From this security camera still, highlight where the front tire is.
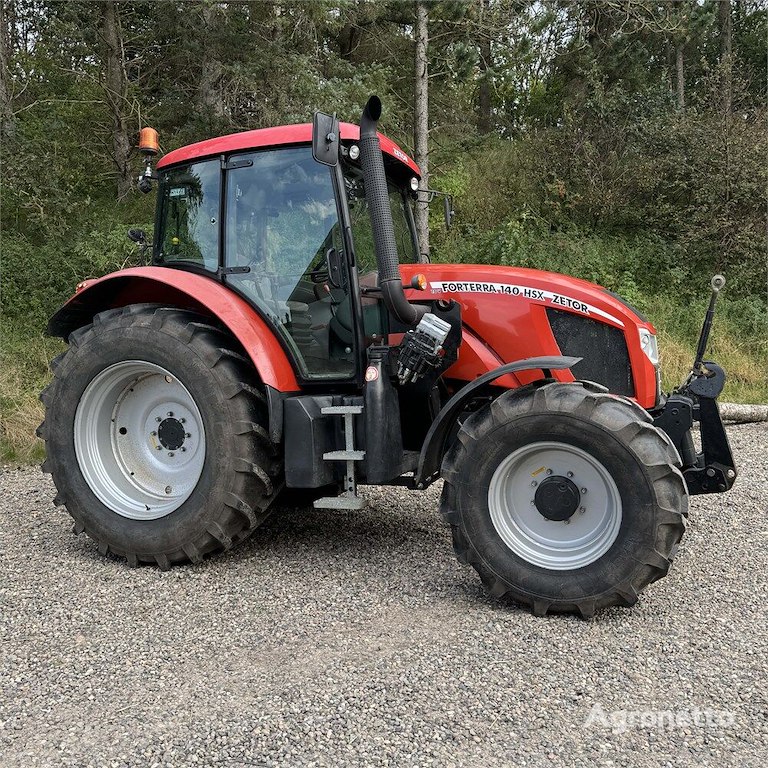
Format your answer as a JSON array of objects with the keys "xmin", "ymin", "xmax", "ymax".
[
  {"xmin": 38, "ymin": 305, "xmax": 282, "ymax": 568},
  {"xmin": 439, "ymin": 381, "xmax": 688, "ymax": 617}
]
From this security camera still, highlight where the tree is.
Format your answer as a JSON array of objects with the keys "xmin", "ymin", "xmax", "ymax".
[
  {"xmin": 414, "ymin": 0, "xmax": 429, "ymax": 259},
  {"xmin": 197, "ymin": 2, "xmax": 226, "ymax": 124},
  {"xmin": 673, "ymin": 0, "xmax": 689, "ymax": 111},
  {"xmin": 100, "ymin": 0, "xmax": 131, "ymax": 200},
  {"xmin": 476, "ymin": 0, "xmax": 492, "ymax": 133},
  {"xmin": 0, "ymin": 0, "xmax": 14, "ymax": 139},
  {"xmin": 718, "ymin": 0, "xmax": 733, "ymax": 113}
]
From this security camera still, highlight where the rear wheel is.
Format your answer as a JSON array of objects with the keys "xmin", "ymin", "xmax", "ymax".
[
  {"xmin": 38, "ymin": 305, "xmax": 282, "ymax": 568},
  {"xmin": 440, "ymin": 381, "xmax": 688, "ymax": 617}
]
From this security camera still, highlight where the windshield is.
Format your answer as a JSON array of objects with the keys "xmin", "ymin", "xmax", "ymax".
[{"xmin": 342, "ymin": 164, "xmax": 419, "ymax": 273}]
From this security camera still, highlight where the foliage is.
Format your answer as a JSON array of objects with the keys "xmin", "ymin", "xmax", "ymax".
[{"xmin": 0, "ymin": 0, "xmax": 766, "ymax": 462}]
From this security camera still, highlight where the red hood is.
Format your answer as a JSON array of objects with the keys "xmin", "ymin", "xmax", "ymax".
[{"xmin": 399, "ymin": 263, "xmax": 658, "ymax": 408}]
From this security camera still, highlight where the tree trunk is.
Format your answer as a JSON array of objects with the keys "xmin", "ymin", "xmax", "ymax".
[
  {"xmin": 0, "ymin": 0, "xmax": 15, "ymax": 139},
  {"xmin": 675, "ymin": 42, "xmax": 685, "ymax": 111},
  {"xmin": 414, "ymin": 0, "xmax": 429, "ymax": 260},
  {"xmin": 719, "ymin": 0, "xmax": 733, "ymax": 113},
  {"xmin": 101, "ymin": 0, "xmax": 131, "ymax": 201},
  {"xmin": 672, "ymin": 0, "xmax": 686, "ymax": 112},
  {"xmin": 477, "ymin": 0, "xmax": 492, "ymax": 133},
  {"xmin": 198, "ymin": 3, "xmax": 225, "ymax": 123}
]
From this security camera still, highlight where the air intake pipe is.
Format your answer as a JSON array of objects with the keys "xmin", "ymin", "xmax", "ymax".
[{"xmin": 359, "ymin": 96, "xmax": 426, "ymax": 327}]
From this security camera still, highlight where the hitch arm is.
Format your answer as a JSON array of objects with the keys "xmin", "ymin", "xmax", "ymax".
[{"xmin": 690, "ymin": 274, "xmax": 725, "ymax": 378}]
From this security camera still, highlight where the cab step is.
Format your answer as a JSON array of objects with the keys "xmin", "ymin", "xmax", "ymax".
[{"xmin": 313, "ymin": 404, "xmax": 366, "ymax": 510}]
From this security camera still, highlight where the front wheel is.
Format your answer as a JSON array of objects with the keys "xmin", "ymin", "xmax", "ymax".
[
  {"xmin": 439, "ymin": 381, "xmax": 688, "ymax": 617},
  {"xmin": 39, "ymin": 305, "xmax": 282, "ymax": 568}
]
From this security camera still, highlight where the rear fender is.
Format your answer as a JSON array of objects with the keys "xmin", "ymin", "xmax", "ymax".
[{"xmin": 47, "ymin": 266, "xmax": 300, "ymax": 392}]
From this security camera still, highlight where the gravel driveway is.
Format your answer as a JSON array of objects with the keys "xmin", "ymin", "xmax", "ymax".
[{"xmin": 1, "ymin": 422, "xmax": 766, "ymax": 767}]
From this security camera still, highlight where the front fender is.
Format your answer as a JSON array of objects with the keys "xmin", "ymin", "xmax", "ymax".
[
  {"xmin": 47, "ymin": 266, "xmax": 300, "ymax": 392},
  {"xmin": 414, "ymin": 355, "xmax": 581, "ymax": 488}
]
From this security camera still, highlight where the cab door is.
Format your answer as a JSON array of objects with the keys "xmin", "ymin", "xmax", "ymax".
[{"xmin": 223, "ymin": 146, "xmax": 360, "ymax": 382}]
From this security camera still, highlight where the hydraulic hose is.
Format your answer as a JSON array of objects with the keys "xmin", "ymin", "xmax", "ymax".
[{"xmin": 358, "ymin": 96, "xmax": 425, "ymax": 327}]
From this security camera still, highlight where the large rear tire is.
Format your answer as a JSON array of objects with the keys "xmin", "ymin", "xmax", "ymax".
[
  {"xmin": 38, "ymin": 305, "xmax": 282, "ymax": 568},
  {"xmin": 439, "ymin": 381, "xmax": 688, "ymax": 617}
]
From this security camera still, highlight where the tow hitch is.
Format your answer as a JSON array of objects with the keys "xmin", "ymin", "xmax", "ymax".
[{"xmin": 653, "ymin": 275, "xmax": 738, "ymax": 495}]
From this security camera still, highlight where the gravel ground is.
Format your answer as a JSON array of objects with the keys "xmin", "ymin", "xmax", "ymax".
[{"xmin": 1, "ymin": 422, "xmax": 766, "ymax": 768}]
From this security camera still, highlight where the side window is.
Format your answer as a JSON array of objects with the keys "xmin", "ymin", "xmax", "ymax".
[
  {"xmin": 224, "ymin": 147, "xmax": 355, "ymax": 380},
  {"xmin": 157, "ymin": 160, "xmax": 220, "ymax": 271},
  {"xmin": 344, "ymin": 169, "xmax": 419, "ymax": 276}
]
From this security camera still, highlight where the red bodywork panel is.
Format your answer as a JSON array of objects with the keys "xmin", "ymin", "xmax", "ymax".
[
  {"xmin": 50, "ymin": 267, "xmax": 299, "ymax": 392},
  {"xmin": 52, "ymin": 263, "xmax": 658, "ymax": 407},
  {"xmin": 157, "ymin": 122, "xmax": 421, "ymax": 177},
  {"xmin": 399, "ymin": 263, "xmax": 659, "ymax": 409}
]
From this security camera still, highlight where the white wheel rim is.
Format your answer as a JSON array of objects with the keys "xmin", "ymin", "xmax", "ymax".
[
  {"xmin": 74, "ymin": 361, "xmax": 206, "ymax": 520},
  {"xmin": 488, "ymin": 441, "xmax": 622, "ymax": 570}
]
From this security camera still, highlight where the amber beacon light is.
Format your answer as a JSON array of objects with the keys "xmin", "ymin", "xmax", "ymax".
[
  {"xmin": 137, "ymin": 127, "xmax": 159, "ymax": 193},
  {"xmin": 139, "ymin": 127, "xmax": 159, "ymax": 156}
]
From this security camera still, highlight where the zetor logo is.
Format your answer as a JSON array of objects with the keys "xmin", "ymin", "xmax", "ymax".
[{"xmin": 429, "ymin": 281, "xmax": 623, "ymax": 326}]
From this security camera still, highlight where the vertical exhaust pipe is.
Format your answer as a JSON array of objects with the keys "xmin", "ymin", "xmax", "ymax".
[{"xmin": 359, "ymin": 96, "xmax": 426, "ymax": 327}]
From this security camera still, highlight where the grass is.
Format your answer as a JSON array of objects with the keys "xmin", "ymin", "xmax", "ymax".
[
  {"xmin": 2, "ymin": 292, "xmax": 765, "ymax": 464},
  {"xmin": 643, "ymin": 294, "xmax": 768, "ymax": 404},
  {"xmin": 0, "ymin": 325, "xmax": 64, "ymax": 464}
]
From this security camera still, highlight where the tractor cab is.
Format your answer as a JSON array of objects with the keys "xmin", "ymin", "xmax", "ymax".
[{"xmin": 152, "ymin": 120, "xmax": 423, "ymax": 384}]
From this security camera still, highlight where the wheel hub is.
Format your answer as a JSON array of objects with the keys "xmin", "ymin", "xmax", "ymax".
[
  {"xmin": 487, "ymin": 441, "xmax": 622, "ymax": 570},
  {"xmin": 157, "ymin": 417, "xmax": 186, "ymax": 451},
  {"xmin": 534, "ymin": 475, "xmax": 581, "ymax": 521}
]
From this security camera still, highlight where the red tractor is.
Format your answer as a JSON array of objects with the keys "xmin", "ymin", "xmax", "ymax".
[{"xmin": 39, "ymin": 97, "xmax": 736, "ymax": 617}]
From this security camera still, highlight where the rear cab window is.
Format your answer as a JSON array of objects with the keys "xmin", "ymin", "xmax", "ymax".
[{"xmin": 156, "ymin": 159, "xmax": 220, "ymax": 271}]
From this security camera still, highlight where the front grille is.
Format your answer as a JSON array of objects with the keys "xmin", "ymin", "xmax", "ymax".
[{"xmin": 546, "ymin": 308, "xmax": 634, "ymax": 396}]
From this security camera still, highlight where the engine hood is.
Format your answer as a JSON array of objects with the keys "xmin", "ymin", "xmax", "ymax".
[{"xmin": 399, "ymin": 263, "xmax": 658, "ymax": 408}]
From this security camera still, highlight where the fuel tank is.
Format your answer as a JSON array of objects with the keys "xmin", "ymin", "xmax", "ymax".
[{"xmin": 399, "ymin": 263, "xmax": 660, "ymax": 410}]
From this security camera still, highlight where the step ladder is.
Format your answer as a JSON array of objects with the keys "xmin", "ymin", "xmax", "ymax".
[{"xmin": 313, "ymin": 405, "xmax": 366, "ymax": 510}]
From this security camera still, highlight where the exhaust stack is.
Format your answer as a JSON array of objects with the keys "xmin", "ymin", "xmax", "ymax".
[{"xmin": 358, "ymin": 96, "xmax": 426, "ymax": 327}]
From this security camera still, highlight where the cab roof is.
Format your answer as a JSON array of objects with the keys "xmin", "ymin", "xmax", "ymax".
[{"xmin": 156, "ymin": 121, "xmax": 421, "ymax": 177}]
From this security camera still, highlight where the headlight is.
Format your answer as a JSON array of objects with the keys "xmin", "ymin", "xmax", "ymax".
[
  {"xmin": 348, "ymin": 144, "xmax": 360, "ymax": 160},
  {"xmin": 410, "ymin": 176, "xmax": 419, "ymax": 192},
  {"xmin": 639, "ymin": 328, "xmax": 659, "ymax": 366}
]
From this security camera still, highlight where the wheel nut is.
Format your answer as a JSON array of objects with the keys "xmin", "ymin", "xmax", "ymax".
[
  {"xmin": 567, "ymin": 471, "xmax": 574, "ymax": 478},
  {"xmin": 546, "ymin": 468, "xmax": 552, "ymax": 475},
  {"xmin": 563, "ymin": 519, "xmax": 570, "ymax": 524},
  {"xmin": 155, "ymin": 416, "xmax": 161, "ymax": 422},
  {"xmin": 155, "ymin": 445, "xmax": 162, "ymax": 451},
  {"xmin": 727, "ymin": 469, "xmax": 735, "ymax": 479},
  {"xmin": 167, "ymin": 411, "xmax": 174, "ymax": 417},
  {"xmin": 164, "ymin": 486, "xmax": 172, "ymax": 494},
  {"xmin": 180, "ymin": 447, "xmax": 186, "ymax": 452},
  {"xmin": 185, "ymin": 432, "xmax": 191, "ymax": 438},
  {"xmin": 168, "ymin": 452, "xmax": 175, "ymax": 457},
  {"xmin": 151, "ymin": 431, "xmax": 157, "ymax": 437},
  {"xmin": 581, "ymin": 488, "xmax": 587, "ymax": 494},
  {"xmin": 530, "ymin": 480, "xmax": 537, "ymax": 487},
  {"xmin": 530, "ymin": 500, "xmax": 535, "ymax": 505},
  {"xmin": 579, "ymin": 506, "xmax": 586, "ymax": 513},
  {"xmin": 180, "ymin": 418, "xmax": 185, "ymax": 424}
]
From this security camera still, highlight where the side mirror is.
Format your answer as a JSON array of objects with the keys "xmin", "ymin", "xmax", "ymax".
[
  {"xmin": 326, "ymin": 247, "xmax": 343, "ymax": 288},
  {"xmin": 443, "ymin": 196, "xmax": 455, "ymax": 230},
  {"xmin": 127, "ymin": 228, "xmax": 147, "ymax": 244},
  {"xmin": 312, "ymin": 111, "xmax": 340, "ymax": 167}
]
